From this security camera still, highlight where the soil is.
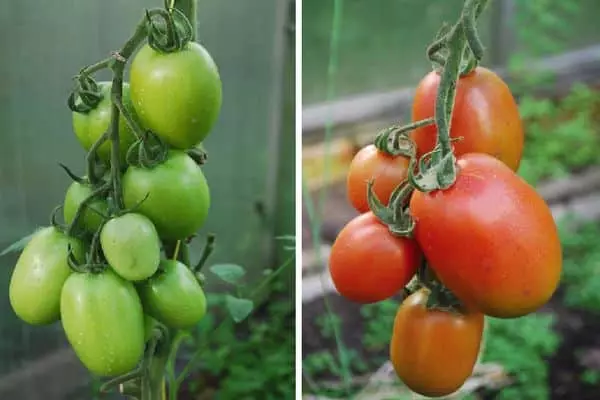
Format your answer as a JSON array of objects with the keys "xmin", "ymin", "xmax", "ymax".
[{"xmin": 302, "ymin": 289, "xmax": 600, "ymax": 400}]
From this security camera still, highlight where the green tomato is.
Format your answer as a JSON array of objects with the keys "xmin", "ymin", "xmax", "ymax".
[
  {"xmin": 122, "ymin": 150, "xmax": 210, "ymax": 240},
  {"xmin": 100, "ymin": 213, "xmax": 161, "ymax": 281},
  {"xmin": 9, "ymin": 227, "xmax": 84, "ymax": 325},
  {"xmin": 72, "ymin": 82, "xmax": 137, "ymax": 163},
  {"xmin": 138, "ymin": 260, "xmax": 207, "ymax": 329},
  {"xmin": 60, "ymin": 269, "xmax": 145, "ymax": 376},
  {"xmin": 63, "ymin": 181, "xmax": 109, "ymax": 233},
  {"xmin": 129, "ymin": 42, "xmax": 222, "ymax": 149}
]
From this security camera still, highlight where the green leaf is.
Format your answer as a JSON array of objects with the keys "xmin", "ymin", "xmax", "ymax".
[
  {"xmin": 209, "ymin": 264, "xmax": 246, "ymax": 285},
  {"xmin": 225, "ymin": 295, "xmax": 254, "ymax": 323},
  {"xmin": 1, "ymin": 229, "xmax": 40, "ymax": 257}
]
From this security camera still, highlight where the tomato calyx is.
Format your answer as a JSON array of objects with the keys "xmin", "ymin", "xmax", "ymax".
[
  {"xmin": 145, "ymin": 7, "xmax": 194, "ymax": 53},
  {"xmin": 367, "ymin": 179, "xmax": 415, "ymax": 238},
  {"xmin": 373, "ymin": 119, "xmax": 433, "ymax": 157},
  {"xmin": 68, "ymin": 74, "xmax": 104, "ymax": 114},
  {"xmin": 126, "ymin": 131, "xmax": 170, "ymax": 169}
]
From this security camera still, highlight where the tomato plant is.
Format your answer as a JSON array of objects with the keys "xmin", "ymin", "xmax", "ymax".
[
  {"xmin": 411, "ymin": 66, "xmax": 524, "ymax": 171},
  {"xmin": 329, "ymin": 212, "xmax": 421, "ymax": 303},
  {"xmin": 72, "ymin": 82, "xmax": 137, "ymax": 164},
  {"xmin": 138, "ymin": 260, "xmax": 207, "ymax": 329},
  {"xmin": 346, "ymin": 144, "xmax": 410, "ymax": 213},
  {"xmin": 122, "ymin": 150, "xmax": 210, "ymax": 240},
  {"xmin": 9, "ymin": 227, "xmax": 84, "ymax": 325},
  {"xmin": 3, "ymin": 2, "xmax": 260, "ymax": 398},
  {"xmin": 410, "ymin": 153, "xmax": 561, "ymax": 318},
  {"xmin": 390, "ymin": 289, "xmax": 484, "ymax": 397},
  {"xmin": 130, "ymin": 42, "xmax": 222, "ymax": 149},
  {"xmin": 100, "ymin": 213, "xmax": 161, "ymax": 281},
  {"xmin": 61, "ymin": 269, "xmax": 146, "ymax": 376}
]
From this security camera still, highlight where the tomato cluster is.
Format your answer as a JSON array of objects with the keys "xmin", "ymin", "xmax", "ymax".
[
  {"xmin": 329, "ymin": 67, "xmax": 562, "ymax": 397},
  {"xmin": 9, "ymin": 30, "xmax": 220, "ymax": 377}
]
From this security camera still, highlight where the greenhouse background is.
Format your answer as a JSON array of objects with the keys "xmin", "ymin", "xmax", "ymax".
[
  {"xmin": 0, "ymin": 0, "xmax": 295, "ymax": 398},
  {"xmin": 302, "ymin": 1, "xmax": 600, "ymax": 399}
]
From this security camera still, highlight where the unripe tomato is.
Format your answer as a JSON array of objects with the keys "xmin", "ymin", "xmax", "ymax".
[
  {"xmin": 63, "ymin": 181, "xmax": 109, "ymax": 233},
  {"xmin": 410, "ymin": 153, "xmax": 562, "ymax": 318},
  {"xmin": 129, "ymin": 42, "xmax": 222, "ymax": 149},
  {"xmin": 329, "ymin": 212, "xmax": 421, "ymax": 303},
  {"xmin": 9, "ymin": 227, "xmax": 84, "ymax": 325},
  {"xmin": 411, "ymin": 67, "xmax": 524, "ymax": 171},
  {"xmin": 122, "ymin": 150, "xmax": 210, "ymax": 240},
  {"xmin": 390, "ymin": 289, "xmax": 484, "ymax": 398},
  {"xmin": 60, "ymin": 269, "xmax": 145, "ymax": 376},
  {"xmin": 138, "ymin": 260, "xmax": 207, "ymax": 329},
  {"xmin": 346, "ymin": 145, "xmax": 410, "ymax": 213},
  {"xmin": 100, "ymin": 213, "xmax": 161, "ymax": 281},
  {"xmin": 72, "ymin": 82, "xmax": 137, "ymax": 164}
]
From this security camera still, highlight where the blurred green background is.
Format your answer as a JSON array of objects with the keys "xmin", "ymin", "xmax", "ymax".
[{"xmin": 0, "ymin": 0, "xmax": 295, "ymax": 398}]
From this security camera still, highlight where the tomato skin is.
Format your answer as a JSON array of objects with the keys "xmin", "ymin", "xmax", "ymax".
[
  {"xmin": 138, "ymin": 260, "xmax": 207, "ymax": 329},
  {"xmin": 411, "ymin": 67, "xmax": 523, "ymax": 171},
  {"xmin": 60, "ymin": 269, "xmax": 145, "ymax": 376},
  {"xmin": 100, "ymin": 213, "xmax": 161, "ymax": 281},
  {"xmin": 63, "ymin": 181, "xmax": 109, "ymax": 233},
  {"xmin": 122, "ymin": 151, "xmax": 210, "ymax": 240},
  {"xmin": 129, "ymin": 42, "xmax": 222, "ymax": 149},
  {"xmin": 390, "ymin": 289, "xmax": 484, "ymax": 398},
  {"xmin": 410, "ymin": 153, "xmax": 562, "ymax": 318},
  {"xmin": 329, "ymin": 212, "xmax": 421, "ymax": 303},
  {"xmin": 346, "ymin": 145, "xmax": 410, "ymax": 213},
  {"xmin": 9, "ymin": 227, "xmax": 84, "ymax": 325},
  {"xmin": 72, "ymin": 82, "xmax": 137, "ymax": 163}
]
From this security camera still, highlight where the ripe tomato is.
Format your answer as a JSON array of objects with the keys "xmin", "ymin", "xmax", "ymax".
[
  {"xmin": 100, "ymin": 213, "xmax": 161, "ymax": 281},
  {"xmin": 329, "ymin": 212, "xmax": 421, "ymax": 303},
  {"xmin": 346, "ymin": 145, "xmax": 410, "ymax": 213},
  {"xmin": 72, "ymin": 82, "xmax": 137, "ymax": 164},
  {"xmin": 410, "ymin": 153, "xmax": 562, "ymax": 318},
  {"xmin": 137, "ymin": 260, "xmax": 207, "ymax": 329},
  {"xmin": 60, "ymin": 269, "xmax": 145, "ymax": 376},
  {"xmin": 390, "ymin": 289, "xmax": 484, "ymax": 398},
  {"xmin": 9, "ymin": 227, "xmax": 84, "ymax": 325},
  {"xmin": 411, "ymin": 67, "xmax": 524, "ymax": 171},
  {"xmin": 122, "ymin": 150, "xmax": 210, "ymax": 240},
  {"xmin": 129, "ymin": 42, "xmax": 222, "ymax": 149},
  {"xmin": 63, "ymin": 181, "xmax": 109, "ymax": 233}
]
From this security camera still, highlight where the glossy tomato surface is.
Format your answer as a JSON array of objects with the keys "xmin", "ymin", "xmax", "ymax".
[
  {"xmin": 137, "ymin": 260, "xmax": 207, "ymax": 329},
  {"xmin": 329, "ymin": 212, "xmax": 421, "ymax": 303},
  {"xmin": 390, "ymin": 289, "xmax": 484, "ymax": 397},
  {"xmin": 411, "ymin": 67, "xmax": 524, "ymax": 171},
  {"xmin": 72, "ymin": 82, "xmax": 137, "ymax": 163},
  {"xmin": 129, "ymin": 42, "xmax": 222, "ymax": 149},
  {"xmin": 9, "ymin": 227, "xmax": 84, "ymax": 325},
  {"xmin": 100, "ymin": 213, "xmax": 161, "ymax": 281},
  {"xmin": 346, "ymin": 145, "xmax": 410, "ymax": 213},
  {"xmin": 60, "ymin": 269, "xmax": 145, "ymax": 376},
  {"xmin": 122, "ymin": 150, "xmax": 210, "ymax": 240},
  {"xmin": 410, "ymin": 153, "xmax": 562, "ymax": 318},
  {"xmin": 63, "ymin": 181, "xmax": 109, "ymax": 233}
]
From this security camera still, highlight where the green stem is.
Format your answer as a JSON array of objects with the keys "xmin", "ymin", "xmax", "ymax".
[
  {"xmin": 142, "ymin": 329, "xmax": 172, "ymax": 400},
  {"xmin": 108, "ymin": 17, "xmax": 148, "ymax": 211},
  {"xmin": 66, "ymin": 184, "xmax": 110, "ymax": 237},
  {"xmin": 80, "ymin": 57, "xmax": 112, "ymax": 76},
  {"xmin": 173, "ymin": 0, "xmax": 197, "ymax": 40},
  {"xmin": 193, "ymin": 234, "xmax": 216, "ymax": 272},
  {"xmin": 86, "ymin": 130, "xmax": 109, "ymax": 186}
]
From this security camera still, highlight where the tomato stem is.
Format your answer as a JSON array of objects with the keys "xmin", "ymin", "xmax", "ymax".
[
  {"xmin": 374, "ymin": 117, "xmax": 433, "ymax": 156},
  {"xmin": 193, "ymin": 233, "xmax": 216, "ymax": 272},
  {"xmin": 174, "ymin": 0, "xmax": 197, "ymax": 40},
  {"xmin": 65, "ymin": 183, "xmax": 110, "ymax": 237}
]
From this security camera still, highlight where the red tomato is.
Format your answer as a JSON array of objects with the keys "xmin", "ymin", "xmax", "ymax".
[
  {"xmin": 346, "ymin": 145, "xmax": 410, "ymax": 213},
  {"xmin": 411, "ymin": 67, "xmax": 524, "ymax": 171},
  {"xmin": 410, "ymin": 153, "xmax": 562, "ymax": 318},
  {"xmin": 328, "ymin": 212, "xmax": 421, "ymax": 303},
  {"xmin": 390, "ymin": 289, "xmax": 484, "ymax": 397}
]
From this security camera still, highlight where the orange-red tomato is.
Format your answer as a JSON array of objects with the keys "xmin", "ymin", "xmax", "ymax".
[
  {"xmin": 346, "ymin": 145, "xmax": 410, "ymax": 213},
  {"xmin": 410, "ymin": 153, "xmax": 562, "ymax": 318},
  {"xmin": 328, "ymin": 212, "xmax": 421, "ymax": 303},
  {"xmin": 411, "ymin": 67, "xmax": 524, "ymax": 171},
  {"xmin": 390, "ymin": 289, "xmax": 484, "ymax": 398}
]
